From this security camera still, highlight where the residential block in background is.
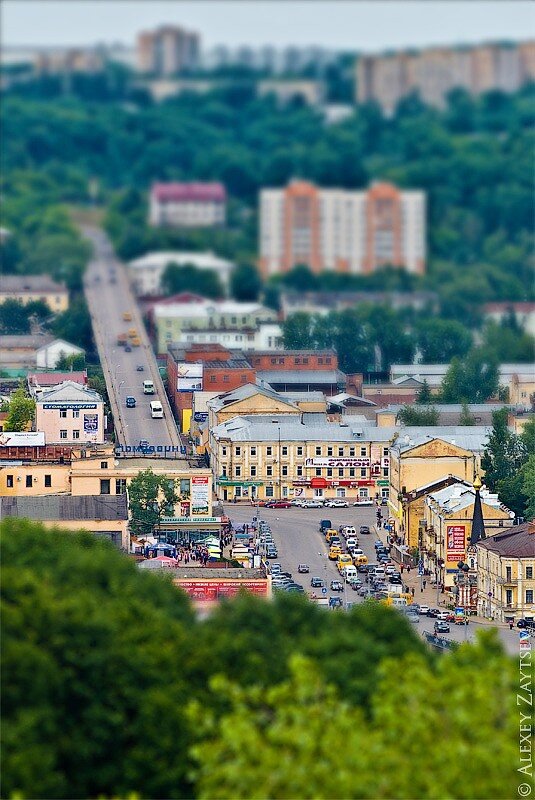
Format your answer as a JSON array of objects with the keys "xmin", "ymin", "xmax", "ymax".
[
  {"xmin": 149, "ymin": 182, "xmax": 227, "ymax": 227},
  {"xmin": 137, "ymin": 25, "xmax": 200, "ymax": 75}
]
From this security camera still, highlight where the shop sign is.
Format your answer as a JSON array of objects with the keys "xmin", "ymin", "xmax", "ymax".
[
  {"xmin": 177, "ymin": 363, "xmax": 203, "ymax": 392},
  {"xmin": 447, "ymin": 525, "xmax": 466, "ymax": 562},
  {"xmin": 191, "ymin": 476, "xmax": 210, "ymax": 514},
  {"xmin": 43, "ymin": 403, "xmax": 97, "ymax": 410},
  {"xmin": 305, "ymin": 457, "xmax": 370, "ymax": 468},
  {"xmin": 0, "ymin": 431, "xmax": 45, "ymax": 447},
  {"xmin": 160, "ymin": 516, "xmax": 221, "ymax": 524},
  {"xmin": 193, "ymin": 412, "xmax": 208, "ymax": 422},
  {"xmin": 83, "ymin": 413, "xmax": 98, "ymax": 434},
  {"xmin": 175, "ymin": 579, "xmax": 269, "ymax": 602}
]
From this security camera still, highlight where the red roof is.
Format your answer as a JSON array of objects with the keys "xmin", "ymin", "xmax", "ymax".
[
  {"xmin": 28, "ymin": 371, "xmax": 87, "ymax": 386},
  {"xmin": 151, "ymin": 182, "xmax": 226, "ymax": 203}
]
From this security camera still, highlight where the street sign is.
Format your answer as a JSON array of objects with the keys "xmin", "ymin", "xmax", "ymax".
[{"xmin": 322, "ymin": 587, "xmax": 327, "ymax": 594}]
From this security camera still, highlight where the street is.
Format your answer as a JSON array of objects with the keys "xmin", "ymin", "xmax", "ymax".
[
  {"xmin": 82, "ymin": 226, "xmax": 183, "ymax": 455},
  {"xmin": 223, "ymin": 504, "xmax": 521, "ymax": 655}
]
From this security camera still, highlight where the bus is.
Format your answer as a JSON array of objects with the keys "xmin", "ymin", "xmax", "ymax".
[
  {"xmin": 150, "ymin": 400, "xmax": 163, "ymax": 419},
  {"xmin": 143, "ymin": 380, "xmax": 155, "ymax": 394}
]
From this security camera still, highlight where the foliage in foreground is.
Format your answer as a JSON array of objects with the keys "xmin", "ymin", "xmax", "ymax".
[{"xmin": 1, "ymin": 519, "xmax": 519, "ymax": 800}]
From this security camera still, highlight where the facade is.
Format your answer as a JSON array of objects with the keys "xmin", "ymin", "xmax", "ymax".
[
  {"xmin": 397, "ymin": 476, "xmax": 471, "ymax": 551},
  {"xmin": 209, "ymin": 411, "xmax": 394, "ymax": 503},
  {"xmin": 34, "ymin": 48, "xmax": 104, "ymax": 74},
  {"xmin": 177, "ymin": 322, "xmax": 283, "ymax": 353},
  {"xmin": 150, "ymin": 293, "xmax": 278, "ymax": 354},
  {"xmin": 0, "ymin": 274, "xmax": 69, "ymax": 313},
  {"xmin": 476, "ymin": 522, "xmax": 535, "ymax": 623},
  {"xmin": 280, "ymin": 289, "xmax": 438, "ymax": 320},
  {"xmin": 35, "ymin": 381, "xmax": 105, "ymax": 444},
  {"xmin": 357, "ymin": 41, "xmax": 535, "ymax": 115},
  {"xmin": 390, "ymin": 363, "xmax": 535, "ymax": 403},
  {"xmin": 259, "ymin": 180, "xmax": 426, "ymax": 278},
  {"xmin": 35, "ymin": 339, "xmax": 85, "ymax": 370},
  {"xmin": 149, "ymin": 182, "xmax": 226, "ymax": 228},
  {"xmin": 137, "ymin": 25, "xmax": 200, "ymax": 75},
  {"xmin": 0, "ymin": 494, "xmax": 129, "ymax": 549},
  {"xmin": 257, "ymin": 79, "xmax": 324, "ymax": 106},
  {"xmin": 482, "ymin": 302, "xmax": 535, "ymax": 338},
  {"xmin": 422, "ymin": 483, "xmax": 514, "ymax": 590},
  {"xmin": 128, "ymin": 251, "xmax": 234, "ymax": 296}
]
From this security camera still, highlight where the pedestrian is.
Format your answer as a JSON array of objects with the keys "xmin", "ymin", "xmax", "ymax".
[
  {"xmin": 400, "ymin": 564, "xmax": 404, "ymax": 574},
  {"xmin": 407, "ymin": 565, "xmax": 411, "ymax": 574},
  {"xmin": 411, "ymin": 587, "xmax": 415, "ymax": 597},
  {"xmin": 509, "ymin": 621, "xmax": 514, "ymax": 630},
  {"xmin": 423, "ymin": 579, "xmax": 427, "ymax": 590}
]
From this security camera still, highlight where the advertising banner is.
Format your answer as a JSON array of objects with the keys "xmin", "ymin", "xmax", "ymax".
[
  {"xmin": 191, "ymin": 476, "xmax": 210, "ymax": 514},
  {"xmin": 193, "ymin": 412, "xmax": 209, "ymax": 422},
  {"xmin": 83, "ymin": 414, "xmax": 99, "ymax": 434},
  {"xmin": 43, "ymin": 403, "xmax": 97, "ymax": 410},
  {"xmin": 0, "ymin": 431, "xmax": 45, "ymax": 447},
  {"xmin": 177, "ymin": 363, "xmax": 203, "ymax": 392},
  {"xmin": 175, "ymin": 579, "xmax": 269, "ymax": 603},
  {"xmin": 447, "ymin": 525, "xmax": 466, "ymax": 562},
  {"xmin": 305, "ymin": 457, "xmax": 370, "ymax": 468}
]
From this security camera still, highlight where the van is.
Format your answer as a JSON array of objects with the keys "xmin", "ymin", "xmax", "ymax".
[
  {"xmin": 319, "ymin": 519, "xmax": 332, "ymax": 532},
  {"xmin": 143, "ymin": 380, "xmax": 155, "ymax": 395},
  {"xmin": 123, "ymin": 311, "xmax": 132, "ymax": 321},
  {"xmin": 354, "ymin": 554, "xmax": 368, "ymax": 567},
  {"xmin": 337, "ymin": 554, "xmax": 353, "ymax": 572},
  {"xmin": 342, "ymin": 565, "xmax": 358, "ymax": 582},
  {"xmin": 150, "ymin": 400, "xmax": 163, "ymax": 419},
  {"xmin": 328, "ymin": 545, "xmax": 342, "ymax": 561},
  {"xmin": 343, "ymin": 526, "xmax": 357, "ymax": 537},
  {"xmin": 325, "ymin": 529, "xmax": 338, "ymax": 542}
]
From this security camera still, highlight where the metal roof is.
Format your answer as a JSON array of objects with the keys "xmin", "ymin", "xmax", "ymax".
[
  {"xmin": 208, "ymin": 383, "xmax": 299, "ymax": 412},
  {"xmin": 425, "ymin": 483, "xmax": 513, "ymax": 517},
  {"xmin": 212, "ymin": 414, "xmax": 397, "ymax": 443},
  {"xmin": 0, "ymin": 494, "xmax": 128, "ymax": 521},
  {"xmin": 38, "ymin": 380, "xmax": 102, "ymax": 403},
  {"xmin": 389, "ymin": 427, "xmax": 490, "ymax": 455},
  {"xmin": 257, "ymin": 369, "xmax": 344, "ymax": 384},
  {"xmin": 477, "ymin": 522, "xmax": 535, "ymax": 557}
]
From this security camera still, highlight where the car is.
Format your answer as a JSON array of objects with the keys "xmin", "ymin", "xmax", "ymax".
[
  {"xmin": 445, "ymin": 612, "xmax": 456, "ymax": 622},
  {"xmin": 426, "ymin": 608, "xmax": 440, "ymax": 618},
  {"xmin": 418, "ymin": 605, "xmax": 430, "ymax": 615},
  {"xmin": 297, "ymin": 564, "xmax": 310, "ymax": 574},
  {"xmin": 139, "ymin": 439, "xmax": 149, "ymax": 448},
  {"xmin": 434, "ymin": 621, "xmax": 450, "ymax": 633},
  {"xmin": 286, "ymin": 585, "xmax": 305, "ymax": 593},
  {"xmin": 265, "ymin": 500, "xmax": 292, "ymax": 509},
  {"xmin": 301, "ymin": 499, "xmax": 324, "ymax": 508},
  {"xmin": 310, "ymin": 577, "xmax": 325, "ymax": 588},
  {"xmin": 266, "ymin": 550, "xmax": 279, "ymax": 559},
  {"xmin": 124, "ymin": 345, "xmax": 132, "ymax": 352},
  {"xmin": 436, "ymin": 610, "xmax": 450, "ymax": 620},
  {"xmin": 388, "ymin": 576, "xmax": 403, "ymax": 585},
  {"xmin": 291, "ymin": 499, "xmax": 306, "ymax": 507},
  {"xmin": 359, "ymin": 526, "xmax": 371, "ymax": 535},
  {"xmin": 406, "ymin": 613, "xmax": 420, "ymax": 624},
  {"xmin": 517, "ymin": 619, "xmax": 535, "ymax": 629},
  {"xmin": 270, "ymin": 564, "xmax": 282, "ymax": 574},
  {"xmin": 324, "ymin": 499, "xmax": 349, "ymax": 508},
  {"xmin": 125, "ymin": 396, "xmax": 136, "ymax": 408},
  {"xmin": 330, "ymin": 580, "xmax": 344, "ymax": 592},
  {"xmin": 136, "ymin": 365, "xmax": 144, "ymax": 372},
  {"xmin": 346, "ymin": 537, "xmax": 358, "ymax": 548},
  {"xmin": 454, "ymin": 616, "xmax": 469, "ymax": 626},
  {"xmin": 329, "ymin": 596, "xmax": 343, "ymax": 608},
  {"xmin": 373, "ymin": 539, "xmax": 383, "ymax": 548}
]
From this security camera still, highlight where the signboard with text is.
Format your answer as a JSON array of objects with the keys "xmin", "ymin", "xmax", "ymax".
[
  {"xmin": 174, "ymin": 579, "xmax": 269, "ymax": 603},
  {"xmin": 0, "ymin": 431, "xmax": 45, "ymax": 447},
  {"xmin": 305, "ymin": 457, "xmax": 370, "ymax": 468},
  {"xmin": 191, "ymin": 476, "xmax": 210, "ymax": 514},
  {"xmin": 447, "ymin": 525, "xmax": 466, "ymax": 562},
  {"xmin": 177, "ymin": 363, "xmax": 203, "ymax": 393},
  {"xmin": 83, "ymin": 414, "xmax": 98, "ymax": 434}
]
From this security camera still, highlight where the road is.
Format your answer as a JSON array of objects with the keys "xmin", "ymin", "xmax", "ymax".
[
  {"xmin": 223, "ymin": 504, "xmax": 521, "ymax": 655},
  {"xmin": 82, "ymin": 226, "xmax": 182, "ymax": 456}
]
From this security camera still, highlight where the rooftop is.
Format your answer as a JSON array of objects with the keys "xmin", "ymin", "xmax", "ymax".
[
  {"xmin": 0, "ymin": 334, "xmax": 55, "ymax": 349},
  {"xmin": 0, "ymin": 493, "xmax": 128, "ymax": 521},
  {"xmin": 426, "ymin": 483, "xmax": 514, "ymax": 517},
  {"xmin": 390, "ymin": 427, "xmax": 491, "ymax": 455},
  {"xmin": 212, "ymin": 414, "xmax": 396, "ymax": 443},
  {"xmin": 257, "ymin": 369, "xmax": 345, "ymax": 384},
  {"xmin": 28, "ymin": 371, "xmax": 87, "ymax": 387},
  {"xmin": 129, "ymin": 251, "xmax": 233, "ymax": 270},
  {"xmin": 151, "ymin": 182, "xmax": 226, "ymax": 203},
  {"xmin": 153, "ymin": 298, "xmax": 273, "ymax": 320},
  {"xmin": 208, "ymin": 382, "xmax": 298, "ymax": 412},
  {"xmin": 0, "ymin": 274, "xmax": 67, "ymax": 293},
  {"xmin": 477, "ymin": 522, "xmax": 535, "ymax": 558},
  {"xmin": 38, "ymin": 380, "xmax": 102, "ymax": 404}
]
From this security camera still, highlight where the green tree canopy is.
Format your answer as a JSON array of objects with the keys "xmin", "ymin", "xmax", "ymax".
[
  {"xmin": 229, "ymin": 263, "xmax": 262, "ymax": 301},
  {"xmin": 4, "ymin": 387, "xmax": 35, "ymax": 431},
  {"xmin": 415, "ymin": 318, "xmax": 472, "ymax": 363},
  {"xmin": 415, "ymin": 379, "xmax": 433, "ymax": 404},
  {"xmin": 161, "ymin": 262, "xmax": 223, "ymax": 300},
  {"xmin": 128, "ymin": 468, "xmax": 180, "ymax": 537},
  {"xmin": 440, "ymin": 349, "xmax": 499, "ymax": 404},
  {"xmin": 397, "ymin": 405, "xmax": 440, "ymax": 426}
]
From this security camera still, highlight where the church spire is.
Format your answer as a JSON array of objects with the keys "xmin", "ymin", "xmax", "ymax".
[{"xmin": 470, "ymin": 475, "xmax": 486, "ymax": 546}]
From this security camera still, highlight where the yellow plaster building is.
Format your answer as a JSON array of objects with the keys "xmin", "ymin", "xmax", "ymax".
[{"xmin": 0, "ymin": 274, "xmax": 69, "ymax": 313}]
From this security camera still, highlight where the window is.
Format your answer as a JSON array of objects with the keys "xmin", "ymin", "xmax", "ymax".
[
  {"xmin": 349, "ymin": 447, "xmax": 355, "ymax": 456},
  {"xmin": 526, "ymin": 590, "xmax": 534, "ymax": 604},
  {"xmin": 281, "ymin": 446, "xmax": 288, "ymax": 456},
  {"xmin": 327, "ymin": 468, "xmax": 333, "ymax": 477},
  {"xmin": 383, "ymin": 447, "xmax": 389, "ymax": 457},
  {"xmin": 26, "ymin": 475, "xmax": 32, "ymax": 488},
  {"xmin": 223, "ymin": 375, "xmax": 229, "ymax": 383},
  {"xmin": 266, "ymin": 446, "xmax": 273, "ymax": 456},
  {"xmin": 314, "ymin": 488, "xmax": 324, "ymax": 498},
  {"xmin": 360, "ymin": 447, "xmax": 367, "ymax": 456},
  {"xmin": 349, "ymin": 468, "xmax": 355, "ymax": 477},
  {"xmin": 60, "ymin": 430, "xmax": 67, "ymax": 439},
  {"xmin": 383, "ymin": 467, "xmax": 389, "ymax": 477},
  {"xmin": 222, "ymin": 465, "xmax": 227, "ymax": 477},
  {"xmin": 271, "ymin": 357, "xmax": 277, "ymax": 364},
  {"xmin": 327, "ymin": 447, "xmax": 333, "ymax": 456},
  {"xmin": 101, "ymin": 461, "xmax": 108, "ymax": 469},
  {"xmin": 222, "ymin": 447, "xmax": 227, "ymax": 456},
  {"xmin": 315, "ymin": 446, "xmax": 322, "ymax": 456},
  {"xmin": 296, "ymin": 466, "xmax": 303, "ymax": 476},
  {"xmin": 338, "ymin": 447, "xmax": 344, "ymax": 457},
  {"xmin": 100, "ymin": 479, "xmax": 111, "ymax": 495},
  {"xmin": 360, "ymin": 468, "xmax": 367, "ymax": 477},
  {"xmin": 297, "ymin": 446, "xmax": 303, "ymax": 456},
  {"xmin": 60, "ymin": 410, "xmax": 67, "ymax": 418},
  {"xmin": 526, "ymin": 567, "xmax": 533, "ymax": 580},
  {"xmin": 6, "ymin": 475, "xmax": 13, "ymax": 488},
  {"xmin": 116, "ymin": 479, "xmax": 127, "ymax": 494},
  {"xmin": 72, "ymin": 430, "xmax": 80, "ymax": 440},
  {"xmin": 318, "ymin": 357, "xmax": 323, "ymax": 365},
  {"xmin": 44, "ymin": 475, "xmax": 52, "ymax": 487},
  {"xmin": 210, "ymin": 375, "xmax": 216, "ymax": 383},
  {"xmin": 303, "ymin": 358, "xmax": 309, "ymax": 365},
  {"xmin": 336, "ymin": 488, "xmax": 346, "ymax": 498},
  {"xmin": 73, "ymin": 410, "xmax": 80, "ymax": 419},
  {"xmin": 359, "ymin": 488, "xmax": 369, "ymax": 499},
  {"xmin": 506, "ymin": 589, "xmax": 513, "ymax": 606},
  {"xmin": 250, "ymin": 466, "xmax": 257, "ymax": 477},
  {"xmin": 315, "ymin": 468, "xmax": 322, "ymax": 476},
  {"xmin": 325, "ymin": 357, "xmax": 332, "ymax": 364},
  {"xmin": 282, "ymin": 466, "xmax": 288, "ymax": 477},
  {"xmin": 265, "ymin": 486, "xmax": 274, "ymax": 498},
  {"xmin": 506, "ymin": 566, "xmax": 512, "ymax": 582},
  {"xmin": 235, "ymin": 466, "xmax": 241, "ymax": 477},
  {"xmin": 338, "ymin": 468, "xmax": 344, "ymax": 477},
  {"xmin": 266, "ymin": 465, "xmax": 273, "ymax": 477},
  {"xmin": 251, "ymin": 447, "xmax": 257, "ymax": 457},
  {"xmin": 235, "ymin": 447, "xmax": 241, "ymax": 456}
]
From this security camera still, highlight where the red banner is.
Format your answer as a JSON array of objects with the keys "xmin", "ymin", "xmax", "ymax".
[
  {"xmin": 175, "ymin": 579, "xmax": 269, "ymax": 602},
  {"xmin": 447, "ymin": 525, "xmax": 466, "ymax": 562}
]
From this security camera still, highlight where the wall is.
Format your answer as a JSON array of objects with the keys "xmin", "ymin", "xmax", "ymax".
[{"xmin": 36, "ymin": 401, "xmax": 105, "ymax": 444}]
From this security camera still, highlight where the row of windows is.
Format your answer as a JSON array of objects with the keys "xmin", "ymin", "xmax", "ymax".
[
  {"xmin": 222, "ymin": 465, "xmax": 389, "ymax": 479},
  {"xmin": 223, "ymin": 445, "xmax": 389, "ymax": 458},
  {"xmin": 6, "ymin": 474, "xmax": 53, "ymax": 488},
  {"xmin": 60, "ymin": 430, "xmax": 80, "ymax": 439},
  {"xmin": 59, "ymin": 410, "xmax": 81, "ymax": 419},
  {"xmin": 100, "ymin": 479, "xmax": 127, "ymax": 494}
]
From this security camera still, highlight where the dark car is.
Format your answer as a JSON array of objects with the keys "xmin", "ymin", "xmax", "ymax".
[
  {"xmin": 125, "ymin": 396, "xmax": 136, "ymax": 408},
  {"xmin": 265, "ymin": 550, "xmax": 279, "ymax": 559},
  {"xmin": 136, "ymin": 365, "xmax": 144, "ymax": 372},
  {"xmin": 311, "ymin": 577, "xmax": 325, "ymax": 588},
  {"xmin": 359, "ymin": 525, "xmax": 371, "ymax": 535},
  {"xmin": 125, "ymin": 345, "xmax": 132, "ymax": 352},
  {"xmin": 427, "ymin": 608, "xmax": 440, "ymax": 618},
  {"xmin": 265, "ymin": 501, "xmax": 292, "ymax": 509},
  {"xmin": 434, "ymin": 621, "xmax": 450, "ymax": 633},
  {"xmin": 297, "ymin": 564, "xmax": 310, "ymax": 573},
  {"xmin": 517, "ymin": 619, "xmax": 535, "ymax": 629},
  {"xmin": 329, "ymin": 596, "xmax": 343, "ymax": 608}
]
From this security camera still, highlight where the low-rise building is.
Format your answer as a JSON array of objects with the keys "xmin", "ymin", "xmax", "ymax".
[
  {"xmin": 178, "ymin": 321, "xmax": 283, "ymax": 353},
  {"xmin": 482, "ymin": 302, "xmax": 535, "ymax": 337},
  {"xmin": 376, "ymin": 403, "xmax": 512, "ymax": 428},
  {"xmin": 280, "ymin": 290, "xmax": 439, "ymax": 320},
  {"xmin": 28, "ymin": 371, "xmax": 87, "ymax": 399},
  {"xmin": 476, "ymin": 521, "xmax": 535, "ymax": 623},
  {"xmin": 149, "ymin": 182, "xmax": 226, "ymax": 228},
  {"xmin": 0, "ymin": 274, "xmax": 69, "ymax": 313},
  {"xmin": 397, "ymin": 475, "xmax": 471, "ymax": 551},
  {"xmin": 422, "ymin": 482, "xmax": 514, "ymax": 590},
  {"xmin": 0, "ymin": 494, "xmax": 129, "ymax": 549},
  {"xmin": 257, "ymin": 79, "xmax": 324, "ymax": 106},
  {"xmin": 0, "ymin": 335, "xmax": 85, "ymax": 372},
  {"xmin": 128, "ymin": 250, "xmax": 234, "ymax": 296},
  {"xmin": 35, "ymin": 381, "xmax": 105, "ymax": 444}
]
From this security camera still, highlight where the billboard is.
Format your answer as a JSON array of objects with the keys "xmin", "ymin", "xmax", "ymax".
[
  {"xmin": 176, "ymin": 363, "xmax": 203, "ymax": 393},
  {"xmin": 83, "ymin": 414, "xmax": 99, "ymax": 434},
  {"xmin": 175, "ymin": 579, "xmax": 269, "ymax": 603},
  {"xmin": 447, "ymin": 525, "xmax": 466, "ymax": 562},
  {"xmin": 305, "ymin": 457, "xmax": 370, "ymax": 468},
  {"xmin": 0, "ymin": 431, "xmax": 45, "ymax": 447},
  {"xmin": 191, "ymin": 475, "xmax": 210, "ymax": 514}
]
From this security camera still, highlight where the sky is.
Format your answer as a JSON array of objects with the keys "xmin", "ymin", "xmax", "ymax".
[{"xmin": 3, "ymin": 1, "xmax": 535, "ymax": 51}]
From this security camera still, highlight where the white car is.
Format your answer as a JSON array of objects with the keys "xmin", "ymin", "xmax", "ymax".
[
  {"xmin": 436, "ymin": 610, "xmax": 449, "ymax": 620},
  {"xmin": 418, "ymin": 605, "xmax": 430, "ymax": 615},
  {"xmin": 301, "ymin": 499, "xmax": 324, "ymax": 508},
  {"xmin": 353, "ymin": 499, "xmax": 373, "ymax": 507},
  {"xmin": 324, "ymin": 499, "xmax": 349, "ymax": 508},
  {"xmin": 346, "ymin": 537, "xmax": 358, "ymax": 548}
]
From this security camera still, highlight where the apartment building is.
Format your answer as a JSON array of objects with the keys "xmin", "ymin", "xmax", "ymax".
[
  {"xmin": 357, "ymin": 41, "xmax": 535, "ymax": 115},
  {"xmin": 137, "ymin": 25, "xmax": 200, "ymax": 75},
  {"xmin": 259, "ymin": 180, "xmax": 426, "ymax": 277},
  {"xmin": 0, "ymin": 274, "xmax": 69, "ymax": 313},
  {"xmin": 149, "ymin": 182, "xmax": 226, "ymax": 228},
  {"xmin": 35, "ymin": 381, "xmax": 105, "ymax": 444},
  {"xmin": 477, "ymin": 521, "xmax": 535, "ymax": 623}
]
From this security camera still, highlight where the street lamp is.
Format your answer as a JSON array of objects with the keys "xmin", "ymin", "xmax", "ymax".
[{"xmin": 114, "ymin": 364, "xmax": 121, "ymax": 381}]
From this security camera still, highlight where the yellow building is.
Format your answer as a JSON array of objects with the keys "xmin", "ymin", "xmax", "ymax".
[
  {"xmin": 207, "ymin": 384, "xmax": 302, "ymax": 430},
  {"xmin": 388, "ymin": 429, "xmax": 488, "ymax": 534},
  {"xmin": 398, "ymin": 475, "xmax": 470, "ymax": 550},
  {"xmin": 476, "ymin": 522, "xmax": 535, "ymax": 623},
  {"xmin": 422, "ymin": 482, "xmax": 514, "ymax": 590},
  {"xmin": 0, "ymin": 494, "xmax": 129, "ymax": 549},
  {"xmin": 0, "ymin": 274, "xmax": 69, "ymax": 313}
]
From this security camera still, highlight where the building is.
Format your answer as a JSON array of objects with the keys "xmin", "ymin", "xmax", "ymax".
[
  {"xmin": 257, "ymin": 79, "xmax": 324, "ymax": 106},
  {"xmin": 177, "ymin": 322, "xmax": 283, "ymax": 353},
  {"xmin": 0, "ymin": 494, "xmax": 129, "ymax": 549},
  {"xmin": 137, "ymin": 25, "xmax": 200, "ymax": 75},
  {"xmin": 259, "ymin": 180, "xmax": 426, "ymax": 278},
  {"xmin": 280, "ymin": 289, "xmax": 438, "ymax": 320},
  {"xmin": 397, "ymin": 475, "xmax": 472, "ymax": 553},
  {"xmin": 357, "ymin": 41, "xmax": 535, "ymax": 115},
  {"xmin": 209, "ymin": 412, "xmax": 393, "ymax": 503},
  {"xmin": 422, "ymin": 482, "xmax": 514, "ymax": 590},
  {"xmin": 482, "ymin": 302, "xmax": 535, "ymax": 337},
  {"xmin": 34, "ymin": 48, "xmax": 104, "ymax": 74},
  {"xmin": 27, "ymin": 371, "xmax": 88, "ymax": 399},
  {"xmin": 35, "ymin": 339, "xmax": 85, "ymax": 370},
  {"xmin": 35, "ymin": 381, "xmax": 105, "ymax": 444},
  {"xmin": 248, "ymin": 348, "xmax": 359, "ymax": 396},
  {"xmin": 149, "ymin": 293, "xmax": 278, "ymax": 355},
  {"xmin": 0, "ymin": 274, "xmax": 69, "ymax": 313},
  {"xmin": 376, "ymin": 403, "xmax": 512, "ymax": 428},
  {"xmin": 0, "ymin": 335, "xmax": 84, "ymax": 373},
  {"xmin": 476, "ymin": 521, "xmax": 535, "ymax": 623},
  {"xmin": 128, "ymin": 251, "xmax": 234, "ymax": 296},
  {"xmin": 149, "ymin": 182, "xmax": 226, "ymax": 228}
]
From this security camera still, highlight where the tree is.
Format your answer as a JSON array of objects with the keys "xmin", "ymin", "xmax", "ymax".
[
  {"xmin": 415, "ymin": 379, "xmax": 433, "ymax": 404},
  {"xmin": 481, "ymin": 409, "xmax": 524, "ymax": 491},
  {"xmin": 521, "ymin": 455, "xmax": 535, "ymax": 521},
  {"xmin": 459, "ymin": 402, "xmax": 476, "ymax": 426},
  {"xmin": 55, "ymin": 352, "xmax": 86, "ymax": 371},
  {"xmin": 52, "ymin": 298, "xmax": 93, "ymax": 352},
  {"xmin": 397, "ymin": 406, "xmax": 439, "ymax": 426},
  {"xmin": 4, "ymin": 387, "xmax": 35, "ymax": 431},
  {"xmin": 415, "ymin": 318, "xmax": 472, "ymax": 363},
  {"xmin": 0, "ymin": 299, "xmax": 30, "ymax": 334},
  {"xmin": 440, "ymin": 349, "xmax": 499, "ymax": 404},
  {"xmin": 230, "ymin": 263, "xmax": 261, "ymax": 301},
  {"xmin": 282, "ymin": 312, "xmax": 317, "ymax": 350},
  {"xmin": 480, "ymin": 320, "xmax": 535, "ymax": 363},
  {"xmin": 128, "ymin": 468, "xmax": 180, "ymax": 537},
  {"xmin": 161, "ymin": 262, "xmax": 223, "ymax": 300}
]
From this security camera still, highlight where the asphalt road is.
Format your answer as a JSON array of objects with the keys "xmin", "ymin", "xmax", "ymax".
[
  {"xmin": 224, "ymin": 504, "xmax": 521, "ymax": 655},
  {"xmin": 82, "ymin": 226, "xmax": 182, "ymax": 455}
]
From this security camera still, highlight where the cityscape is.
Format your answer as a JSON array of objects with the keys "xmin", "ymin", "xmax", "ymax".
[{"xmin": 1, "ymin": 2, "xmax": 534, "ymax": 799}]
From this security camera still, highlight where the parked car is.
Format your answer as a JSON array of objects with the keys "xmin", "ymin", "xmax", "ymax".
[
  {"xmin": 310, "ymin": 577, "xmax": 325, "ymax": 588},
  {"xmin": 329, "ymin": 596, "xmax": 343, "ymax": 608},
  {"xmin": 434, "ymin": 621, "xmax": 450, "ymax": 633},
  {"xmin": 297, "ymin": 564, "xmax": 310, "ymax": 574},
  {"xmin": 406, "ymin": 612, "xmax": 420, "ymax": 624},
  {"xmin": 301, "ymin": 499, "xmax": 324, "ymax": 508},
  {"xmin": 324, "ymin": 498, "xmax": 349, "ymax": 508},
  {"xmin": 517, "ymin": 618, "xmax": 535, "ymax": 629},
  {"xmin": 124, "ymin": 345, "xmax": 132, "ymax": 352},
  {"xmin": 436, "ymin": 610, "xmax": 450, "ymax": 620},
  {"xmin": 353, "ymin": 499, "xmax": 373, "ymax": 506},
  {"xmin": 136, "ymin": 365, "xmax": 144, "ymax": 371},
  {"xmin": 265, "ymin": 501, "xmax": 292, "ymax": 509},
  {"xmin": 359, "ymin": 525, "xmax": 371, "ymax": 534}
]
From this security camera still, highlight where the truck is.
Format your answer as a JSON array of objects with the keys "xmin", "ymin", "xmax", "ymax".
[{"xmin": 117, "ymin": 333, "xmax": 128, "ymax": 346}]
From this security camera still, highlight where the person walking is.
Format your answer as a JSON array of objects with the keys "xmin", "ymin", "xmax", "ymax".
[{"xmin": 423, "ymin": 579, "xmax": 427, "ymax": 590}]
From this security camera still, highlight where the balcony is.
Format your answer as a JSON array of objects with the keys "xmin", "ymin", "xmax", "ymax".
[{"xmin": 497, "ymin": 577, "xmax": 519, "ymax": 585}]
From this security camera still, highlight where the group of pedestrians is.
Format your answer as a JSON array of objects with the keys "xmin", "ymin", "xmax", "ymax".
[{"xmin": 175, "ymin": 544, "xmax": 213, "ymax": 566}]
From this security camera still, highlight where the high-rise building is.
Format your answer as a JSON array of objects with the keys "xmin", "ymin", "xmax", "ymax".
[
  {"xmin": 137, "ymin": 25, "xmax": 200, "ymax": 75},
  {"xmin": 259, "ymin": 180, "xmax": 426, "ymax": 278},
  {"xmin": 357, "ymin": 41, "xmax": 535, "ymax": 115}
]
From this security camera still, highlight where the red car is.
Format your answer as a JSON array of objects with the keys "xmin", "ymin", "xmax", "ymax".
[{"xmin": 265, "ymin": 500, "xmax": 292, "ymax": 509}]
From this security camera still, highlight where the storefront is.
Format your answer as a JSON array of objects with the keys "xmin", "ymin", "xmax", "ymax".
[
  {"xmin": 216, "ymin": 478, "xmax": 264, "ymax": 502},
  {"xmin": 157, "ymin": 515, "xmax": 224, "ymax": 545}
]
